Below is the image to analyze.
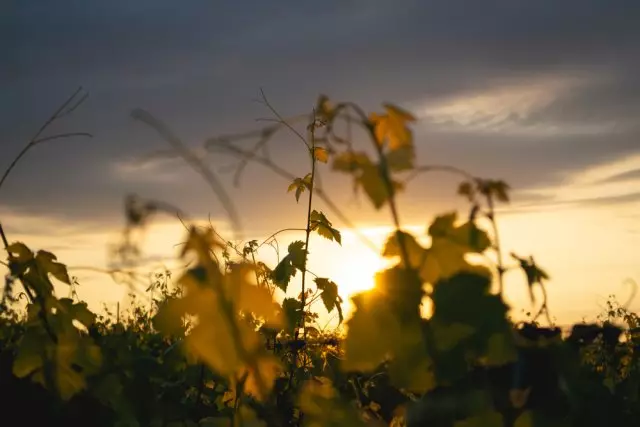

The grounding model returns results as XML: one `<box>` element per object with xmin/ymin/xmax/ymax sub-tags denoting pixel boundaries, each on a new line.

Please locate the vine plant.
<box><xmin>1</xmin><ymin>91</ymin><xmax>639</xmax><ymax>427</ymax></box>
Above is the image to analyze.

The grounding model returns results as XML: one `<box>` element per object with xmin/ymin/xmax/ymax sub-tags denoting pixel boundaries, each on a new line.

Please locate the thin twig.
<box><xmin>256</xmin><ymin>88</ymin><xmax>309</xmax><ymax>149</ymax></box>
<box><xmin>207</xmin><ymin>140</ymin><xmax>379</xmax><ymax>253</ymax></box>
<box><xmin>0</xmin><ymin>87</ymin><xmax>92</xmax><ymax>194</ymax></box>
<box><xmin>131</xmin><ymin>109</ymin><xmax>243</xmax><ymax>240</ymax></box>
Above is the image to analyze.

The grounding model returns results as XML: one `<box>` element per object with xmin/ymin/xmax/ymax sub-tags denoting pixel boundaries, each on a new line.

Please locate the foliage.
<box><xmin>1</xmin><ymin>93</ymin><xmax>639</xmax><ymax>427</ymax></box>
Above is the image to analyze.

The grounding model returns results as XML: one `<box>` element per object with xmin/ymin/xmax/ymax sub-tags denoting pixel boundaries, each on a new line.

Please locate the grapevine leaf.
<box><xmin>156</xmin><ymin>228</ymin><xmax>285</xmax><ymax>403</ymax></box>
<box><xmin>287</xmin><ymin>240</ymin><xmax>307</xmax><ymax>270</ymax></box>
<box><xmin>225</xmin><ymin>264</ymin><xmax>284</xmax><ymax>327</ymax></box>
<box><xmin>430</xmin><ymin>321</ymin><xmax>475</xmax><ymax>352</ymax></box>
<box><xmin>282</xmin><ymin>297</ymin><xmax>303</xmax><ymax>334</ymax></box>
<box><xmin>314</xmin><ymin>277</ymin><xmax>343</xmax><ymax>322</ymax></box>
<box><xmin>58</xmin><ymin>298</ymin><xmax>96</xmax><ymax>328</ymax></box>
<box><xmin>271</xmin><ymin>241</ymin><xmax>307</xmax><ymax>292</ymax></box>
<box><xmin>273</xmin><ymin>255</ymin><xmax>295</xmax><ymax>292</ymax></box>
<box><xmin>419</xmin><ymin>212</ymin><xmax>492</xmax><ymax>285</ymax></box>
<box><xmin>511</xmin><ymin>253</ymin><xmax>550</xmax><ymax>304</ymax></box>
<box><xmin>332</xmin><ymin>151</ymin><xmax>371</xmax><ymax>173</ymax></box>
<box><xmin>382</xmin><ymin>230</ymin><xmax>426</xmax><ymax>269</ymax></box>
<box><xmin>343</xmin><ymin>292</ymin><xmax>403</xmax><ymax>372</ymax></box>
<box><xmin>309</xmin><ymin>210</ymin><xmax>342</xmax><ymax>245</ymax></box>
<box><xmin>6</xmin><ymin>241</ymin><xmax>34</xmax><ymax>262</ymax></box>
<box><xmin>287</xmin><ymin>174</ymin><xmax>312</xmax><ymax>203</ymax></box>
<box><xmin>369</xmin><ymin>104</ymin><xmax>416</xmax><ymax>150</ymax></box>
<box><xmin>431</xmin><ymin>273</ymin><xmax>506</xmax><ymax>327</ymax></box>
<box><xmin>386</xmin><ymin>144</ymin><xmax>415</xmax><ymax>172</ymax></box>
<box><xmin>343</xmin><ymin>271</ymin><xmax>433</xmax><ymax>392</ymax></box>
<box><xmin>313</xmin><ymin>147</ymin><xmax>329</xmax><ymax>163</ymax></box>
<box><xmin>12</xmin><ymin>330</ymin><xmax>44</xmax><ymax>378</ymax></box>
<box><xmin>238</xmin><ymin>355</ymin><xmax>282</xmax><ymax>402</ymax></box>
<box><xmin>358</xmin><ymin>163</ymin><xmax>403</xmax><ymax>209</ymax></box>
<box><xmin>431</xmin><ymin>273</ymin><xmax>514</xmax><ymax>370</ymax></box>
<box><xmin>23</xmin><ymin>267</ymin><xmax>55</xmax><ymax>295</ymax></box>
<box><xmin>298</xmin><ymin>377</ymin><xmax>367</xmax><ymax>427</ymax></box>
<box><xmin>14</xmin><ymin>323</ymin><xmax>102</xmax><ymax>400</ymax></box>
<box><xmin>36</xmin><ymin>250</ymin><xmax>71</xmax><ymax>284</ymax></box>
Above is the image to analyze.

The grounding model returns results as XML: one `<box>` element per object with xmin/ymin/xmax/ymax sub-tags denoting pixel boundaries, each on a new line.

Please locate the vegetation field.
<box><xmin>1</xmin><ymin>92</ymin><xmax>639</xmax><ymax>427</ymax></box>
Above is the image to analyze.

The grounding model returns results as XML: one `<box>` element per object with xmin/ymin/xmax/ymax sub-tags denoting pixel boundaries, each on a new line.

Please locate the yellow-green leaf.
<box><xmin>381</xmin><ymin>230</ymin><xmax>426</xmax><ymax>269</ymax></box>
<box><xmin>313</xmin><ymin>147</ymin><xmax>329</xmax><ymax>163</ymax></box>
<box><xmin>369</xmin><ymin>104</ymin><xmax>416</xmax><ymax>150</ymax></box>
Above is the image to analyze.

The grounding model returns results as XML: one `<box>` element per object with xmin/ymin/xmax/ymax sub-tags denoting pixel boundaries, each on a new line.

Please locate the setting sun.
<box><xmin>328</xmin><ymin>237</ymin><xmax>389</xmax><ymax>313</ymax></box>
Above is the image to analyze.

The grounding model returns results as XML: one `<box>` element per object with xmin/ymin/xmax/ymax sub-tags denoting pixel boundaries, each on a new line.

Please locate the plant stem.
<box><xmin>300</xmin><ymin>116</ymin><xmax>318</xmax><ymax>341</ymax></box>
<box><xmin>486</xmin><ymin>195</ymin><xmax>505</xmax><ymax>295</ymax></box>
<box><xmin>365</xmin><ymin>123</ymin><xmax>411</xmax><ymax>270</ymax></box>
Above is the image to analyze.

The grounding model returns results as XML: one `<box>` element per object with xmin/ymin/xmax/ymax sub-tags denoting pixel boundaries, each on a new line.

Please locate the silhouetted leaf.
<box><xmin>309</xmin><ymin>210</ymin><xmax>342</xmax><ymax>244</ymax></box>
<box><xmin>36</xmin><ymin>250</ymin><xmax>71</xmax><ymax>284</ymax></box>
<box><xmin>314</xmin><ymin>278</ymin><xmax>343</xmax><ymax>322</ymax></box>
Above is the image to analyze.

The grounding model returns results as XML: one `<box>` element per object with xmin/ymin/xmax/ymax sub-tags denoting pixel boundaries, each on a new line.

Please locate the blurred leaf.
<box><xmin>313</xmin><ymin>147</ymin><xmax>329</xmax><ymax>163</ymax></box>
<box><xmin>431</xmin><ymin>321</ymin><xmax>475</xmax><ymax>352</ymax></box>
<box><xmin>386</xmin><ymin>145</ymin><xmax>415</xmax><ymax>172</ymax></box>
<box><xmin>358</xmin><ymin>163</ymin><xmax>403</xmax><ymax>209</ymax></box>
<box><xmin>298</xmin><ymin>377</ymin><xmax>367</xmax><ymax>427</ymax></box>
<box><xmin>382</xmin><ymin>230</ymin><xmax>426</xmax><ymax>269</ymax></box>
<box><xmin>332</xmin><ymin>151</ymin><xmax>371</xmax><ymax>173</ymax></box>
<box><xmin>238</xmin><ymin>355</ymin><xmax>282</xmax><ymax>401</ymax></box>
<box><xmin>369</xmin><ymin>104</ymin><xmax>416</xmax><ymax>150</ymax></box>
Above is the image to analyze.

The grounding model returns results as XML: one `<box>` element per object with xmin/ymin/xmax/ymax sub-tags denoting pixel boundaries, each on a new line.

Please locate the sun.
<box><xmin>328</xmin><ymin>240</ymin><xmax>389</xmax><ymax>306</ymax></box>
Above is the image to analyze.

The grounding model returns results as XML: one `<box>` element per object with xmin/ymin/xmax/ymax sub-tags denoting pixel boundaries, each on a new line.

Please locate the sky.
<box><xmin>2</xmin><ymin>0</ymin><xmax>640</xmax><ymax>327</ymax></box>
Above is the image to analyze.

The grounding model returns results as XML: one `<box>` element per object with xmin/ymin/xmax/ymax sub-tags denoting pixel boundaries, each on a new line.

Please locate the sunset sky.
<box><xmin>2</xmin><ymin>0</ymin><xmax>639</xmax><ymax>328</ymax></box>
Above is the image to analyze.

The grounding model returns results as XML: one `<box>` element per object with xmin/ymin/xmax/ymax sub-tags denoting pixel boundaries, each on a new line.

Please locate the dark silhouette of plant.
<box><xmin>1</xmin><ymin>92</ymin><xmax>638</xmax><ymax>427</ymax></box>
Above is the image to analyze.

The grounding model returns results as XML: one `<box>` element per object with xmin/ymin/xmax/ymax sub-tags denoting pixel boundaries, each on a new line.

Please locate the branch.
<box><xmin>131</xmin><ymin>109</ymin><xmax>243</xmax><ymax>240</ymax></box>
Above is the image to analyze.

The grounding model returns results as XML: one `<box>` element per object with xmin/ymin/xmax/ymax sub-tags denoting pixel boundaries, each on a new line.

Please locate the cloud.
<box><xmin>598</xmin><ymin>169</ymin><xmax>640</xmax><ymax>185</ymax></box>
<box><xmin>2</xmin><ymin>0</ymin><xmax>640</xmax><ymax>231</ymax></box>
<box><xmin>415</xmin><ymin>73</ymin><xmax>601</xmax><ymax>135</ymax></box>
<box><xmin>510</xmin><ymin>153</ymin><xmax>640</xmax><ymax>210</ymax></box>
<box><xmin>109</xmin><ymin>151</ymin><xmax>190</xmax><ymax>184</ymax></box>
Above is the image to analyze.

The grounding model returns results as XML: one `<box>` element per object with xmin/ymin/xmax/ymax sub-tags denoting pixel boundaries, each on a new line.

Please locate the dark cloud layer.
<box><xmin>2</xmin><ymin>0</ymin><xmax>640</xmax><ymax>233</ymax></box>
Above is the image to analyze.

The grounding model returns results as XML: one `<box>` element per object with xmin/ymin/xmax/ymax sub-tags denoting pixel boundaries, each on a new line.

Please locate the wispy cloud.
<box><xmin>513</xmin><ymin>153</ymin><xmax>640</xmax><ymax>209</ymax></box>
<box><xmin>414</xmin><ymin>73</ymin><xmax>626</xmax><ymax>136</ymax></box>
